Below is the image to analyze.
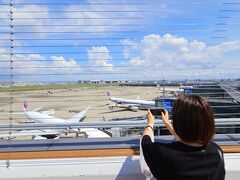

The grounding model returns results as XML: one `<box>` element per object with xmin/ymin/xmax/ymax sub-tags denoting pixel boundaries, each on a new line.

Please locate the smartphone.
<box><xmin>150</xmin><ymin>108</ymin><xmax>165</xmax><ymax>116</ymax></box>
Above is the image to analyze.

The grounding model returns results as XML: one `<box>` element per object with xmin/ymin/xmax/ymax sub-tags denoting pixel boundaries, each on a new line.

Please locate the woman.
<box><xmin>141</xmin><ymin>95</ymin><xmax>225</xmax><ymax>180</ymax></box>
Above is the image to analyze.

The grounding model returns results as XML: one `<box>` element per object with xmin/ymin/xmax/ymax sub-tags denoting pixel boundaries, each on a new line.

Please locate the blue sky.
<box><xmin>0</xmin><ymin>0</ymin><xmax>240</xmax><ymax>82</ymax></box>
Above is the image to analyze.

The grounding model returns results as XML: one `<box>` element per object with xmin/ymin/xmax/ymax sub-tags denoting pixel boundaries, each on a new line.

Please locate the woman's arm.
<box><xmin>143</xmin><ymin>109</ymin><xmax>155</xmax><ymax>138</ymax></box>
<box><xmin>143</xmin><ymin>109</ymin><xmax>180</xmax><ymax>141</ymax></box>
<box><xmin>161</xmin><ymin>110</ymin><xmax>180</xmax><ymax>141</ymax></box>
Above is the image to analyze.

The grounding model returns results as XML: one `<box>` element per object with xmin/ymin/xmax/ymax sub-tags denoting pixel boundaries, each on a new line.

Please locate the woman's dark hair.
<box><xmin>172</xmin><ymin>95</ymin><xmax>215</xmax><ymax>145</ymax></box>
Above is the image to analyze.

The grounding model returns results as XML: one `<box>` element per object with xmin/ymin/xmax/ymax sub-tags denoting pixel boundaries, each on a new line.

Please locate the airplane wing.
<box><xmin>110</xmin><ymin>104</ymin><xmax>140</xmax><ymax>108</ymax></box>
<box><xmin>0</xmin><ymin>129</ymin><xmax>62</xmax><ymax>139</ymax></box>
<box><xmin>32</xmin><ymin>107</ymin><xmax>42</xmax><ymax>111</ymax></box>
<box><xmin>67</xmin><ymin>106</ymin><xmax>90</xmax><ymax>123</ymax></box>
<box><xmin>41</xmin><ymin>109</ymin><xmax>55</xmax><ymax>115</ymax></box>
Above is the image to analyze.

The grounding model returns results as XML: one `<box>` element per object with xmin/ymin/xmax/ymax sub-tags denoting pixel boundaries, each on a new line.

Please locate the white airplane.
<box><xmin>158</xmin><ymin>84</ymin><xmax>182</xmax><ymax>94</ymax></box>
<box><xmin>22</xmin><ymin>100</ymin><xmax>89</xmax><ymax>124</ymax></box>
<box><xmin>0</xmin><ymin>129</ymin><xmax>65</xmax><ymax>140</ymax></box>
<box><xmin>0</xmin><ymin>100</ymin><xmax>110</xmax><ymax>139</ymax></box>
<box><xmin>157</xmin><ymin>84</ymin><xmax>192</xmax><ymax>96</ymax></box>
<box><xmin>107</xmin><ymin>91</ymin><xmax>155</xmax><ymax>112</ymax></box>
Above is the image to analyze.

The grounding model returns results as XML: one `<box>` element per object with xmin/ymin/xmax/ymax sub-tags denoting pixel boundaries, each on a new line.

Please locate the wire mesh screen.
<box><xmin>0</xmin><ymin>0</ymin><xmax>240</xmax><ymax>141</ymax></box>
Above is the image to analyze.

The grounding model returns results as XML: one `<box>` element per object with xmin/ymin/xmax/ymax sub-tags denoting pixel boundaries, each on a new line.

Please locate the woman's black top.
<box><xmin>142</xmin><ymin>135</ymin><xmax>225</xmax><ymax>180</ymax></box>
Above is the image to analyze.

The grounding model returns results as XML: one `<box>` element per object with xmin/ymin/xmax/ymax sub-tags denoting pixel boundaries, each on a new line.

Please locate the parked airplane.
<box><xmin>22</xmin><ymin>100</ymin><xmax>89</xmax><ymax>124</ymax></box>
<box><xmin>0</xmin><ymin>129</ymin><xmax>65</xmax><ymax>140</ymax></box>
<box><xmin>157</xmin><ymin>84</ymin><xmax>193</xmax><ymax>96</ymax></box>
<box><xmin>0</xmin><ymin>118</ymin><xmax>165</xmax><ymax>140</ymax></box>
<box><xmin>1</xmin><ymin>100</ymin><xmax>110</xmax><ymax>139</ymax></box>
<box><xmin>107</xmin><ymin>91</ymin><xmax>155</xmax><ymax>112</ymax></box>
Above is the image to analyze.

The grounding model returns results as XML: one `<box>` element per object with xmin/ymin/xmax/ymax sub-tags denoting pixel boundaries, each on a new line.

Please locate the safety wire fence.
<box><xmin>0</xmin><ymin>0</ymin><xmax>240</xmax><ymax>165</ymax></box>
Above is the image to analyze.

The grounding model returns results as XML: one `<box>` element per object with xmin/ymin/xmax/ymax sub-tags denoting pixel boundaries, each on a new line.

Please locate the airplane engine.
<box><xmin>129</xmin><ymin>106</ymin><xmax>139</xmax><ymax>112</ymax></box>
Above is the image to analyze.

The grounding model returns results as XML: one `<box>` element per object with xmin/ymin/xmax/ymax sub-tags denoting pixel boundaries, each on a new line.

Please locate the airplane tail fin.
<box><xmin>22</xmin><ymin>95</ymin><xmax>43</xmax><ymax>112</ymax></box>
<box><xmin>23</xmin><ymin>99</ymin><xmax>28</xmax><ymax>111</ymax></box>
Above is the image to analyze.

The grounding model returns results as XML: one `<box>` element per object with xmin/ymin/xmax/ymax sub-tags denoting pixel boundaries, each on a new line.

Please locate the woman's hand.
<box><xmin>147</xmin><ymin>109</ymin><xmax>155</xmax><ymax>127</ymax></box>
<box><xmin>161</xmin><ymin>110</ymin><xmax>170</xmax><ymax>126</ymax></box>
<box><xmin>161</xmin><ymin>109</ymin><xmax>180</xmax><ymax>141</ymax></box>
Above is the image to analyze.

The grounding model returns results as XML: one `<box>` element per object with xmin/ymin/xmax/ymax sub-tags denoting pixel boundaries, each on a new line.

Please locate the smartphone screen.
<box><xmin>150</xmin><ymin>108</ymin><xmax>165</xmax><ymax>116</ymax></box>
<box><xmin>155</xmin><ymin>98</ymin><xmax>175</xmax><ymax>113</ymax></box>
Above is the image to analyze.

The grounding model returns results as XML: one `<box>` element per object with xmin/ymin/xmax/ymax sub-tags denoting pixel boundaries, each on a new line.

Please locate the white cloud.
<box><xmin>0</xmin><ymin>45</ymin><xmax>81</xmax><ymax>81</ymax></box>
<box><xmin>129</xmin><ymin>57</ymin><xmax>144</xmax><ymax>67</ymax></box>
<box><xmin>0</xmin><ymin>4</ymin><xmax>50</xmax><ymax>39</ymax></box>
<box><xmin>0</xmin><ymin>0</ymin><xmax>239</xmax><ymax>81</ymax></box>
<box><xmin>0</xmin><ymin>0</ymin><xmax>167</xmax><ymax>38</ymax></box>
<box><xmin>121</xmin><ymin>34</ymin><xmax>240</xmax><ymax>79</ymax></box>
<box><xmin>87</xmin><ymin>46</ymin><xmax>113</xmax><ymax>71</ymax></box>
<box><xmin>51</xmin><ymin>56</ymin><xmax>80</xmax><ymax>72</ymax></box>
<box><xmin>50</xmin><ymin>0</ymin><xmax>167</xmax><ymax>35</ymax></box>
<box><xmin>12</xmin><ymin>54</ymin><xmax>80</xmax><ymax>75</ymax></box>
<box><xmin>209</xmin><ymin>40</ymin><xmax>240</xmax><ymax>53</ymax></box>
<box><xmin>12</xmin><ymin>5</ymin><xmax>49</xmax><ymax>37</ymax></box>
<box><xmin>13</xmin><ymin>54</ymin><xmax>47</xmax><ymax>74</ymax></box>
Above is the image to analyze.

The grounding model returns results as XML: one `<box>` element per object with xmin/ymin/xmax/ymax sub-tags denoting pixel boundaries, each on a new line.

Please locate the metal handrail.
<box><xmin>0</xmin><ymin>118</ymin><xmax>240</xmax><ymax>131</ymax></box>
